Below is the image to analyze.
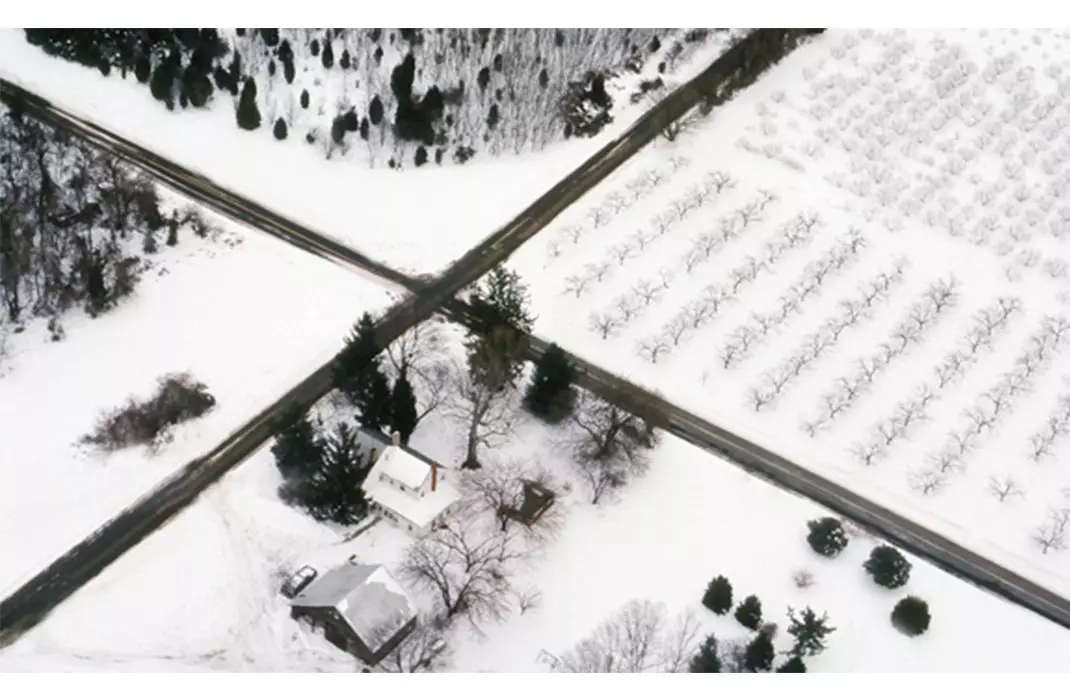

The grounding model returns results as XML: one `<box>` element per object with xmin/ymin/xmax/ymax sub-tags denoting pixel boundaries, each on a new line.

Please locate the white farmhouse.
<box><xmin>361</xmin><ymin>432</ymin><xmax>462</xmax><ymax>536</ymax></box>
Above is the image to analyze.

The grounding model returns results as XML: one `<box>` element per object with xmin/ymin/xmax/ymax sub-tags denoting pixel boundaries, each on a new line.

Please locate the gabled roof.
<box><xmin>290</xmin><ymin>563</ymin><xmax>416</xmax><ymax>654</ymax></box>
<box><xmin>367</xmin><ymin>445</ymin><xmax>431</xmax><ymax>491</ymax></box>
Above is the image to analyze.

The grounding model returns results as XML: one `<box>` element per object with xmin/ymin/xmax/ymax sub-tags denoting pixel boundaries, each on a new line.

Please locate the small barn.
<box><xmin>288</xmin><ymin>562</ymin><xmax>417</xmax><ymax>666</ymax></box>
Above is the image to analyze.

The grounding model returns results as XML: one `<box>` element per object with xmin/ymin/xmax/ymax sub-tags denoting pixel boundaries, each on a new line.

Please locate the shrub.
<box><xmin>807</xmin><ymin>517</ymin><xmax>848</xmax><ymax>557</ymax></box>
<box><xmin>47</xmin><ymin>317</ymin><xmax>66</xmax><ymax>342</ymax></box>
<box><xmin>777</xmin><ymin>656</ymin><xmax>807</xmax><ymax>673</ymax></box>
<box><xmin>701</xmin><ymin>575</ymin><xmax>733</xmax><ymax>615</ymax></box>
<box><xmin>735</xmin><ymin>595</ymin><xmax>763</xmax><ymax>630</ymax></box>
<box><xmin>743</xmin><ymin>629</ymin><xmax>775</xmax><ymax>672</ymax></box>
<box><xmin>891</xmin><ymin>596</ymin><xmax>930</xmax><ymax>637</ymax></box>
<box><xmin>82</xmin><ymin>373</ymin><xmax>216</xmax><ymax>451</ymax></box>
<box><xmin>864</xmin><ymin>545</ymin><xmax>912</xmax><ymax>589</ymax></box>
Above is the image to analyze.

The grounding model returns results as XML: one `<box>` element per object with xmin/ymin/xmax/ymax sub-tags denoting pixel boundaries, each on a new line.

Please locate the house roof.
<box><xmin>369</xmin><ymin>445</ymin><xmax>432</xmax><ymax>491</ymax></box>
<box><xmin>364</xmin><ymin>471</ymin><xmax>463</xmax><ymax>529</ymax></box>
<box><xmin>290</xmin><ymin>563</ymin><xmax>416</xmax><ymax>654</ymax></box>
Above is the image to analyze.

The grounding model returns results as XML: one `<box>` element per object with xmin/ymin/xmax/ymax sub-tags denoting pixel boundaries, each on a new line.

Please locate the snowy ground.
<box><xmin>504</xmin><ymin>28</ymin><xmax>1070</xmax><ymax>600</ymax></box>
<box><xmin>0</xmin><ymin>189</ymin><xmax>393</xmax><ymax>599</ymax></box>
<box><xmin>5</xmin><ymin>323</ymin><xmax>1070</xmax><ymax>673</ymax></box>
<box><xmin>0</xmin><ymin>29</ymin><xmax>741</xmax><ymax>276</ymax></box>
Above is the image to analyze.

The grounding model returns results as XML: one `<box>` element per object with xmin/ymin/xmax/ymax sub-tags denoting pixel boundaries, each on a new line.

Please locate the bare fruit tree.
<box><xmin>1033</xmin><ymin>507</ymin><xmax>1070</xmax><ymax>554</ymax></box>
<box><xmin>987</xmin><ymin>474</ymin><xmax>1025</xmax><ymax>502</ymax></box>
<box><xmin>566</xmin><ymin>390</ymin><xmax>658</xmax><ymax>504</ymax></box>
<box><xmin>549</xmin><ymin>600</ymin><xmax>701</xmax><ymax>673</ymax></box>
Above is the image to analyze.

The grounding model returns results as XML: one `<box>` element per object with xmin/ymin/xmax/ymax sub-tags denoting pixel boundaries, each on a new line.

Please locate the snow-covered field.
<box><xmin>0</xmin><ymin>191</ymin><xmax>393</xmax><ymax>599</ymax></box>
<box><xmin>505</xmin><ymin>28</ymin><xmax>1070</xmax><ymax>600</ymax></box>
<box><xmin>5</xmin><ymin>324</ymin><xmax>1070</xmax><ymax>673</ymax></box>
<box><xmin>0</xmin><ymin>30</ymin><xmax>739</xmax><ymax>276</ymax></box>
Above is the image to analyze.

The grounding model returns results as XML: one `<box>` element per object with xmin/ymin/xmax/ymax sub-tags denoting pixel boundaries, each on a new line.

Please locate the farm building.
<box><xmin>287</xmin><ymin>561</ymin><xmax>418</xmax><ymax>666</ymax></box>
<box><xmin>357</xmin><ymin>429</ymin><xmax>463</xmax><ymax>536</ymax></box>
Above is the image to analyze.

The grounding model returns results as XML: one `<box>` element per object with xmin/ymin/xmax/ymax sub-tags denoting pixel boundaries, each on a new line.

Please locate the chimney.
<box><xmin>391</xmin><ymin>430</ymin><xmax>401</xmax><ymax>446</ymax></box>
<box><xmin>431</xmin><ymin>462</ymin><xmax>438</xmax><ymax>492</ymax></box>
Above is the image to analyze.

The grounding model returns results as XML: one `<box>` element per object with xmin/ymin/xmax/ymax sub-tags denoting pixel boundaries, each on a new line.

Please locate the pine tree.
<box><xmin>787</xmin><ymin>606</ymin><xmax>835</xmax><ymax>657</ymax></box>
<box><xmin>181</xmin><ymin>63</ymin><xmax>213</xmax><ymax>108</ymax></box>
<box><xmin>864</xmin><ymin>545</ymin><xmax>912</xmax><ymax>589</ymax></box>
<box><xmin>321</xmin><ymin>38</ymin><xmax>334</xmax><ymax>68</ymax></box>
<box><xmin>236</xmin><ymin>77</ymin><xmax>261</xmax><ymax>130</ymax></box>
<box><xmin>333</xmin><ymin>314</ymin><xmax>392</xmax><ymax>429</ymax></box>
<box><xmin>369</xmin><ymin>95</ymin><xmax>384</xmax><ymax>125</ymax></box>
<box><xmin>414</xmin><ymin>145</ymin><xmax>428</xmax><ymax>167</ymax></box>
<box><xmin>149</xmin><ymin>53</ymin><xmax>178</xmax><ymax>109</ymax></box>
<box><xmin>273</xmin><ymin>117</ymin><xmax>288</xmax><ymax>140</ymax></box>
<box><xmin>688</xmin><ymin>634</ymin><xmax>721</xmax><ymax>673</ymax></box>
<box><xmin>735</xmin><ymin>595</ymin><xmax>763</xmax><ymax>630</ymax></box>
<box><xmin>471</xmin><ymin>265</ymin><xmax>535</xmax><ymax>333</ymax></box>
<box><xmin>807</xmin><ymin>517</ymin><xmax>848</xmax><ymax>557</ymax></box>
<box><xmin>891</xmin><ymin>596</ymin><xmax>930</xmax><ymax>637</ymax></box>
<box><xmin>743</xmin><ymin>630</ymin><xmax>775</xmax><ymax>672</ymax></box>
<box><xmin>701</xmin><ymin>575</ymin><xmax>733</xmax><ymax>615</ymax></box>
<box><xmin>390</xmin><ymin>374</ymin><xmax>418</xmax><ymax>445</ymax></box>
<box><xmin>281</xmin><ymin>422</ymin><xmax>371</xmax><ymax>525</ymax></box>
<box><xmin>271</xmin><ymin>410</ymin><xmax>323</xmax><ymax>481</ymax></box>
<box><xmin>300</xmin><ymin>89</ymin><xmax>310</xmax><ymax>109</ymax></box>
<box><xmin>776</xmin><ymin>656</ymin><xmax>807</xmax><ymax>673</ymax></box>
<box><xmin>523</xmin><ymin>342</ymin><xmax>576</xmax><ymax>423</ymax></box>
<box><xmin>135</xmin><ymin>54</ymin><xmax>151</xmax><ymax>83</ymax></box>
<box><xmin>466</xmin><ymin>324</ymin><xmax>528</xmax><ymax>394</ymax></box>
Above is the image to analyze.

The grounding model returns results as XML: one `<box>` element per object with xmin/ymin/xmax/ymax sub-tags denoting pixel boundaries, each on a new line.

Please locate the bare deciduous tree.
<box><xmin>445</xmin><ymin>367</ymin><xmax>518</xmax><ymax>470</ymax></box>
<box><xmin>399</xmin><ymin>507</ymin><xmax>530</xmax><ymax>626</ymax></box>
<box><xmin>1034</xmin><ymin>508</ymin><xmax>1070</xmax><ymax>554</ymax></box>
<box><xmin>461</xmin><ymin>457</ymin><xmax>564</xmax><ymax>542</ymax></box>
<box><xmin>566</xmin><ymin>390</ymin><xmax>658</xmax><ymax>504</ymax></box>
<box><xmin>377</xmin><ymin>616</ymin><xmax>452</xmax><ymax>673</ymax></box>
<box><xmin>550</xmin><ymin>600</ymin><xmax>700</xmax><ymax>673</ymax></box>
<box><xmin>988</xmin><ymin>474</ymin><xmax>1024</xmax><ymax>502</ymax></box>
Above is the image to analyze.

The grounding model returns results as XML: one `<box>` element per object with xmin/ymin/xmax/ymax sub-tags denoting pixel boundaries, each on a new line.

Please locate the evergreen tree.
<box><xmin>321</xmin><ymin>38</ymin><xmax>334</xmax><ymax>68</ymax></box>
<box><xmin>743</xmin><ymin>630</ymin><xmax>775</xmax><ymax>672</ymax></box>
<box><xmin>283</xmin><ymin>57</ymin><xmax>295</xmax><ymax>84</ymax></box>
<box><xmin>300</xmin><ymin>89</ymin><xmax>310</xmax><ymax>109</ymax></box>
<box><xmin>776</xmin><ymin>656</ymin><xmax>807</xmax><ymax>673</ymax></box>
<box><xmin>273</xmin><ymin>117</ymin><xmax>288</xmax><ymax>140</ymax></box>
<box><xmin>391</xmin><ymin>52</ymin><xmax>416</xmax><ymax>102</ymax></box>
<box><xmin>281</xmin><ymin>422</ymin><xmax>371</xmax><ymax>525</ymax></box>
<box><xmin>523</xmin><ymin>342</ymin><xmax>576</xmax><ymax>423</ymax></box>
<box><xmin>891</xmin><ymin>596</ymin><xmax>930</xmax><ymax>637</ymax></box>
<box><xmin>466</xmin><ymin>324</ymin><xmax>528</xmax><ymax>394</ymax></box>
<box><xmin>166</xmin><ymin>218</ymin><xmax>179</xmax><ymax>246</ymax></box>
<box><xmin>149</xmin><ymin>52</ymin><xmax>178</xmax><ymax>109</ymax></box>
<box><xmin>333</xmin><ymin>314</ymin><xmax>392</xmax><ymax>429</ymax></box>
<box><xmin>271</xmin><ymin>410</ymin><xmax>323</xmax><ymax>481</ymax></box>
<box><xmin>807</xmin><ymin>517</ymin><xmax>848</xmax><ymax>557</ymax></box>
<box><xmin>701</xmin><ymin>575</ymin><xmax>733</xmax><ymax>615</ymax></box>
<box><xmin>864</xmin><ymin>545</ymin><xmax>912</xmax><ymax>589</ymax></box>
<box><xmin>389</xmin><ymin>374</ymin><xmax>418</xmax><ymax>445</ymax></box>
<box><xmin>134</xmin><ymin>54</ymin><xmax>151</xmax><ymax>83</ymax></box>
<box><xmin>340</xmin><ymin>49</ymin><xmax>351</xmax><ymax>70</ymax></box>
<box><xmin>471</xmin><ymin>265</ymin><xmax>535</xmax><ymax>333</ymax></box>
<box><xmin>181</xmin><ymin>63</ymin><xmax>213</xmax><ymax>108</ymax></box>
<box><xmin>688</xmin><ymin>634</ymin><xmax>721</xmax><ymax>673</ymax></box>
<box><xmin>414</xmin><ymin>145</ymin><xmax>428</xmax><ymax>167</ymax></box>
<box><xmin>787</xmin><ymin>606</ymin><xmax>835</xmax><ymax>657</ymax></box>
<box><xmin>226</xmin><ymin>52</ymin><xmax>242</xmax><ymax>96</ymax></box>
<box><xmin>735</xmin><ymin>595</ymin><xmax>763</xmax><ymax>630</ymax></box>
<box><xmin>369</xmin><ymin>94</ymin><xmax>384</xmax><ymax>125</ymax></box>
<box><xmin>236</xmin><ymin>77</ymin><xmax>261</xmax><ymax>130</ymax></box>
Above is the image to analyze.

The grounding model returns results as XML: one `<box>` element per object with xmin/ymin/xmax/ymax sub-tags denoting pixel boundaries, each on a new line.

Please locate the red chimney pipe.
<box><xmin>431</xmin><ymin>462</ymin><xmax>438</xmax><ymax>492</ymax></box>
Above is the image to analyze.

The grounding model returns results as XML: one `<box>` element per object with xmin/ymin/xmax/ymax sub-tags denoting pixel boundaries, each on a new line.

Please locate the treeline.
<box><xmin>23</xmin><ymin>29</ymin><xmax>728</xmax><ymax>169</ymax></box>
<box><xmin>0</xmin><ymin>108</ymin><xmax>217</xmax><ymax>330</ymax></box>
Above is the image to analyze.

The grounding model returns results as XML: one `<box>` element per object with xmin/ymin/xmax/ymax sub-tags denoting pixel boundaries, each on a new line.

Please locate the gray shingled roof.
<box><xmin>291</xmin><ymin>563</ymin><xmax>416</xmax><ymax>653</ymax></box>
